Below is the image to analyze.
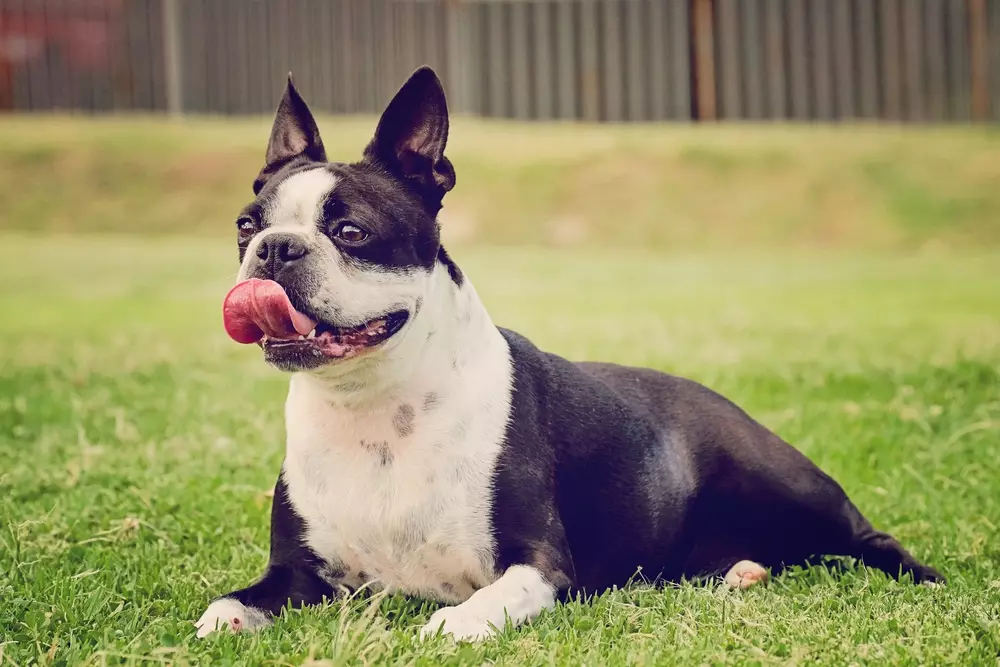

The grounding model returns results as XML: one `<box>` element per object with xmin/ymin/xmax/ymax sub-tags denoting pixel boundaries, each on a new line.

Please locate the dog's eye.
<box><xmin>334</xmin><ymin>223</ymin><xmax>370</xmax><ymax>245</ymax></box>
<box><xmin>237</xmin><ymin>218</ymin><xmax>257</xmax><ymax>242</ymax></box>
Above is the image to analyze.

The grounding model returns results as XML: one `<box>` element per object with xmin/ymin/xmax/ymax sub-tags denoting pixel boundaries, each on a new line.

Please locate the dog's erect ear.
<box><xmin>254</xmin><ymin>75</ymin><xmax>326</xmax><ymax>195</ymax></box>
<box><xmin>363</xmin><ymin>66</ymin><xmax>455</xmax><ymax>206</ymax></box>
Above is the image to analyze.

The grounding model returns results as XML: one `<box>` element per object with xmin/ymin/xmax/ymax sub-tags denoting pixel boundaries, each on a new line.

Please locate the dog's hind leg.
<box><xmin>771</xmin><ymin>469</ymin><xmax>945</xmax><ymax>585</ymax></box>
<box><xmin>690</xmin><ymin>434</ymin><xmax>945</xmax><ymax>587</ymax></box>
<box><xmin>788</xmin><ymin>468</ymin><xmax>944</xmax><ymax>584</ymax></box>
<box><xmin>838</xmin><ymin>505</ymin><xmax>944</xmax><ymax>585</ymax></box>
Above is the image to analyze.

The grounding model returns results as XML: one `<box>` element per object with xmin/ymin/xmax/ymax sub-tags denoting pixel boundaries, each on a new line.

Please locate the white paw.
<box><xmin>194</xmin><ymin>598</ymin><xmax>271</xmax><ymax>638</ymax></box>
<box><xmin>723</xmin><ymin>560</ymin><xmax>769</xmax><ymax>590</ymax></box>
<box><xmin>420</xmin><ymin>605</ymin><xmax>497</xmax><ymax>642</ymax></box>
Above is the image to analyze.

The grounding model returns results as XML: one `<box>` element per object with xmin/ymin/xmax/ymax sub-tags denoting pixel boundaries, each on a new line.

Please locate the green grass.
<box><xmin>1</xmin><ymin>233</ymin><xmax>999</xmax><ymax>665</ymax></box>
<box><xmin>1</xmin><ymin>115</ymin><xmax>999</xmax><ymax>664</ymax></box>
<box><xmin>1</xmin><ymin>116</ymin><xmax>1000</xmax><ymax>249</ymax></box>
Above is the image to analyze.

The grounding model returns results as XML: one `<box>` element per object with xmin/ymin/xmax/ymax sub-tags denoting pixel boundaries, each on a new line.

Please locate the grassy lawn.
<box><xmin>2</xmin><ymin>116</ymin><xmax>1000</xmax><ymax>664</ymax></box>
<box><xmin>1</xmin><ymin>233</ymin><xmax>999</xmax><ymax>665</ymax></box>
<box><xmin>1</xmin><ymin>116</ymin><xmax>999</xmax><ymax>250</ymax></box>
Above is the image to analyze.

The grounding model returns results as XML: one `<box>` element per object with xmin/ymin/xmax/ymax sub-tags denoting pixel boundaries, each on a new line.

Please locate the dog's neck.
<box><xmin>290</xmin><ymin>259</ymin><xmax>504</xmax><ymax>411</ymax></box>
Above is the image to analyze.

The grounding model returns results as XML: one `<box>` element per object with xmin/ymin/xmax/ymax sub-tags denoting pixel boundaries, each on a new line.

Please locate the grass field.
<box><xmin>1</xmin><ymin>116</ymin><xmax>1000</xmax><ymax>250</ymax></box>
<box><xmin>1</xmin><ymin>234</ymin><xmax>998</xmax><ymax>665</ymax></box>
<box><xmin>1</xmin><ymin>117</ymin><xmax>1000</xmax><ymax>665</ymax></box>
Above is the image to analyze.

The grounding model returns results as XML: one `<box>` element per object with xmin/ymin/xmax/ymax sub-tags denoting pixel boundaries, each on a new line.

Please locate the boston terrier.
<box><xmin>195</xmin><ymin>67</ymin><xmax>942</xmax><ymax>642</ymax></box>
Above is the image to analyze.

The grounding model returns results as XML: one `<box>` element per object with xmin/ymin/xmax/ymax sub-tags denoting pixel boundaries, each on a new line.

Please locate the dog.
<box><xmin>195</xmin><ymin>66</ymin><xmax>942</xmax><ymax>642</ymax></box>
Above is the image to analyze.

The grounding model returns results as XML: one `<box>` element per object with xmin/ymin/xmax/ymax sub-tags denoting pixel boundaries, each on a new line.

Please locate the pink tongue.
<box><xmin>222</xmin><ymin>279</ymin><xmax>317</xmax><ymax>344</ymax></box>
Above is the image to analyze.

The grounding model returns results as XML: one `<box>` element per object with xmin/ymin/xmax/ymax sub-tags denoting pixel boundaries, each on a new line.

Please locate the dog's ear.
<box><xmin>254</xmin><ymin>75</ymin><xmax>326</xmax><ymax>195</ymax></box>
<box><xmin>363</xmin><ymin>66</ymin><xmax>455</xmax><ymax>207</ymax></box>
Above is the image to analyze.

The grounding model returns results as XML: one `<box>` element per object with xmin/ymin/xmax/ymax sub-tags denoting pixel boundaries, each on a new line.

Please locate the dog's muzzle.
<box><xmin>222</xmin><ymin>278</ymin><xmax>409</xmax><ymax>367</ymax></box>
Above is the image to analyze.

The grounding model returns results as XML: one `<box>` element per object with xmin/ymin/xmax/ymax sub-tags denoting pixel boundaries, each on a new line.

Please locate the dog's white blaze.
<box><xmin>420</xmin><ymin>565</ymin><xmax>556</xmax><ymax>641</ymax></box>
<box><xmin>237</xmin><ymin>168</ymin><xmax>339</xmax><ymax>283</ymax></box>
<box><xmin>281</xmin><ymin>260</ymin><xmax>514</xmax><ymax>604</ymax></box>
<box><xmin>271</xmin><ymin>168</ymin><xmax>337</xmax><ymax>229</ymax></box>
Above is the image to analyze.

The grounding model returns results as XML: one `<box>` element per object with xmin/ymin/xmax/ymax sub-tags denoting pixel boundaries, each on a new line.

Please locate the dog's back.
<box><xmin>498</xmin><ymin>328</ymin><xmax>940</xmax><ymax>590</ymax></box>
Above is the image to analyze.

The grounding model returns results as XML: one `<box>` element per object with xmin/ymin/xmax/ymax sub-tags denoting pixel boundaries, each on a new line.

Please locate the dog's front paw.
<box><xmin>420</xmin><ymin>605</ymin><xmax>496</xmax><ymax>642</ymax></box>
<box><xmin>194</xmin><ymin>598</ymin><xmax>271</xmax><ymax>638</ymax></box>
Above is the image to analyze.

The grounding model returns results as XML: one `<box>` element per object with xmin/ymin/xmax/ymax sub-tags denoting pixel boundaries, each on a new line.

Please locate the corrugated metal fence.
<box><xmin>2</xmin><ymin>0</ymin><xmax>999</xmax><ymax>122</ymax></box>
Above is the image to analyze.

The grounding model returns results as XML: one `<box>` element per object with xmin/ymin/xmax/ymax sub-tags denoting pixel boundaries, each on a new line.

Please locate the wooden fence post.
<box><xmin>692</xmin><ymin>0</ymin><xmax>716</xmax><ymax>121</ymax></box>
<box><xmin>162</xmin><ymin>0</ymin><xmax>183</xmax><ymax>116</ymax></box>
<box><xmin>969</xmin><ymin>0</ymin><xmax>989</xmax><ymax>121</ymax></box>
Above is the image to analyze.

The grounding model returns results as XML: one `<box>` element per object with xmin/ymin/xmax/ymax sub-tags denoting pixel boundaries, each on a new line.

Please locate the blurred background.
<box><xmin>3</xmin><ymin>0</ymin><xmax>999</xmax><ymax>121</ymax></box>
<box><xmin>1</xmin><ymin>0</ymin><xmax>999</xmax><ymax>250</ymax></box>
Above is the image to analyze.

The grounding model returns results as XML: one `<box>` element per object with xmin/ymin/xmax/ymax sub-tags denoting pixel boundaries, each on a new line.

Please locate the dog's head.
<box><xmin>225</xmin><ymin>67</ymin><xmax>463</xmax><ymax>373</ymax></box>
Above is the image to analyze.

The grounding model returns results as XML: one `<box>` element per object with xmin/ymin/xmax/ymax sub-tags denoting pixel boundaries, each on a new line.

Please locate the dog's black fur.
<box><xmin>494</xmin><ymin>329</ymin><xmax>941</xmax><ymax>591</ymax></box>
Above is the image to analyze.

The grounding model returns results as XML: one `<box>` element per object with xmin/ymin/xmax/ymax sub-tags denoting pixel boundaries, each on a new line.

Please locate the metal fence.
<box><xmin>2</xmin><ymin>0</ymin><xmax>999</xmax><ymax>122</ymax></box>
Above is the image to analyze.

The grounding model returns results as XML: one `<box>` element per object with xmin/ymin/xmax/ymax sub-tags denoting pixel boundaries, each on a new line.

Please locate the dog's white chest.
<box><xmin>280</xmin><ymin>346</ymin><xmax>511</xmax><ymax>604</ymax></box>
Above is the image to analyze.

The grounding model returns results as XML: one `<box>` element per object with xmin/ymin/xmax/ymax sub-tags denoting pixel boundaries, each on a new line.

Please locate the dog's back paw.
<box><xmin>723</xmin><ymin>560</ymin><xmax>769</xmax><ymax>589</ymax></box>
<box><xmin>912</xmin><ymin>564</ymin><xmax>946</xmax><ymax>587</ymax></box>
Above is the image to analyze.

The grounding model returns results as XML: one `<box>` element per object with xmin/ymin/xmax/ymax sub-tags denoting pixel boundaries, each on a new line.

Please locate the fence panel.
<box><xmin>717</xmin><ymin>0</ymin><xmax>741</xmax><ymax>119</ymax></box>
<box><xmin>856</xmin><ymin>0</ymin><xmax>880</xmax><ymax>118</ymax></box>
<box><xmin>742</xmin><ymin>0</ymin><xmax>764</xmax><ymax>120</ymax></box>
<box><xmin>554</xmin><ymin>0</ymin><xmax>577</xmax><ymax>119</ymax></box>
<box><xmin>992</xmin><ymin>0</ymin><xmax>1000</xmax><ymax>119</ymax></box>
<box><xmin>925</xmin><ymin>0</ymin><xmax>948</xmax><ymax>121</ymax></box>
<box><xmin>532</xmin><ymin>0</ymin><xmax>554</xmax><ymax>119</ymax></box>
<box><xmin>880</xmin><ymin>0</ymin><xmax>904</xmax><ymax>120</ymax></box>
<box><xmin>832</xmin><ymin>0</ymin><xmax>855</xmax><ymax>119</ymax></box>
<box><xmin>948</xmin><ymin>0</ymin><xmax>972</xmax><ymax>120</ymax></box>
<box><xmin>901</xmin><ymin>0</ymin><xmax>925</xmax><ymax>120</ymax></box>
<box><xmin>0</xmin><ymin>0</ymin><xmax>997</xmax><ymax>123</ymax></box>
<box><xmin>624</xmin><ymin>0</ymin><xmax>644</xmax><ymax>121</ymax></box>
<box><xmin>763</xmin><ymin>0</ymin><xmax>785</xmax><ymax>119</ymax></box>
<box><xmin>785</xmin><ymin>0</ymin><xmax>809</xmax><ymax>120</ymax></box>
<box><xmin>667</xmin><ymin>0</ymin><xmax>691</xmax><ymax>120</ymax></box>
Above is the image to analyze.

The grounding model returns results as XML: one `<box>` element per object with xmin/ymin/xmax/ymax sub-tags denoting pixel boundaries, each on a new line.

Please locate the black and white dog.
<box><xmin>196</xmin><ymin>67</ymin><xmax>942</xmax><ymax>641</ymax></box>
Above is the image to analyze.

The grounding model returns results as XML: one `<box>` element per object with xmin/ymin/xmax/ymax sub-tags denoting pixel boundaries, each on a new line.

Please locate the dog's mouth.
<box><xmin>261</xmin><ymin>311</ymin><xmax>409</xmax><ymax>360</ymax></box>
<box><xmin>223</xmin><ymin>279</ymin><xmax>409</xmax><ymax>367</ymax></box>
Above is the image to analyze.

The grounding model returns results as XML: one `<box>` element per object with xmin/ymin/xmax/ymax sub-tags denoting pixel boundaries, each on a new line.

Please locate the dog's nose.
<box><xmin>256</xmin><ymin>233</ymin><xmax>309</xmax><ymax>268</ymax></box>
